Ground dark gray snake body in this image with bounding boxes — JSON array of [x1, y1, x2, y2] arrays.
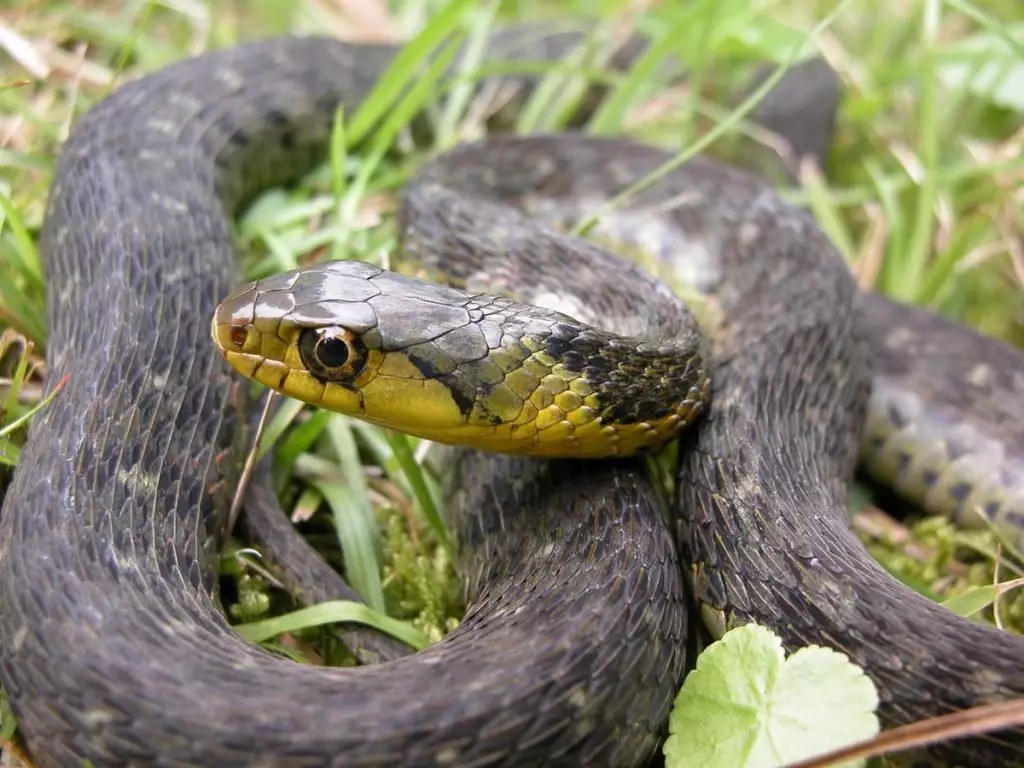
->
[[0, 27, 1022, 768]]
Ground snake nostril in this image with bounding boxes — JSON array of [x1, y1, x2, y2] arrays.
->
[[229, 326, 248, 351]]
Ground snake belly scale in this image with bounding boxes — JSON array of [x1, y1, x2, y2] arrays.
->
[[0, 26, 1023, 768]]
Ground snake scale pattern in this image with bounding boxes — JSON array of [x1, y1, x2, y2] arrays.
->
[[0, 23, 1022, 768]]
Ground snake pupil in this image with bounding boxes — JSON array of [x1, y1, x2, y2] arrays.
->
[[298, 326, 368, 382], [317, 335, 349, 368]]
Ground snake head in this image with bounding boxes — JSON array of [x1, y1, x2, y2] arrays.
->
[[212, 259, 708, 459]]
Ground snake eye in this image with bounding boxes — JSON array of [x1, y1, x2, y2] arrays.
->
[[316, 335, 349, 367], [298, 326, 367, 382]]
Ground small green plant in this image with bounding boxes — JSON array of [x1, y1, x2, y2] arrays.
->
[[665, 624, 881, 768]]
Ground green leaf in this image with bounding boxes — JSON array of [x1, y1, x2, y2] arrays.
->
[[942, 576, 1024, 618], [664, 624, 880, 768]]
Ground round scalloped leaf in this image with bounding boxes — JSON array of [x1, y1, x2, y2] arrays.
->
[[664, 623, 880, 768]]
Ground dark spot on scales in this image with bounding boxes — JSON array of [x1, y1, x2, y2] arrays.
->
[[262, 109, 290, 128], [472, 397, 507, 427], [409, 351, 446, 379], [265, 109, 290, 127], [886, 402, 908, 429], [210, 108, 250, 150], [544, 323, 584, 369], [225, 130, 249, 151], [538, 325, 690, 426], [437, 371, 476, 416], [896, 451, 912, 476], [546, 336, 573, 358], [948, 482, 972, 504]]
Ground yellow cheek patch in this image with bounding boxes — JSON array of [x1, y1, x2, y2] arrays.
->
[[363, 377, 468, 429], [259, 334, 291, 369], [280, 367, 328, 406], [376, 351, 424, 379]]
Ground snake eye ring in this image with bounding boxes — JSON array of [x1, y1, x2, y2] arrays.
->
[[298, 326, 368, 382]]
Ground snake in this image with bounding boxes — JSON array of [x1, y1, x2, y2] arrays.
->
[[1, 20, 1023, 768]]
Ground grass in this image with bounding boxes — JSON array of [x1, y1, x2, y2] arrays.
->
[[1, 0, 1023, 761]]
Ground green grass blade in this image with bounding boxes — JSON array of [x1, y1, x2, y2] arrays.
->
[[0, 186, 47, 342], [320, 416, 385, 612], [344, 0, 476, 147], [256, 396, 307, 461], [386, 432, 449, 551], [513, 30, 598, 133], [890, 0, 942, 302], [941, 0, 1024, 60], [1, 338, 32, 421], [433, 1, 499, 143], [330, 104, 348, 207], [0, 687, 16, 741], [339, 36, 463, 240], [236, 600, 430, 650], [571, 0, 862, 239], [782, 156, 1024, 211], [0, 190, 42, 285], [0, 373, 67, 467], [802, 168, 857, 262], [587, 11, 697, 135]]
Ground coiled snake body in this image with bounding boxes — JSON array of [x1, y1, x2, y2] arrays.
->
[[1, 27, 1023, 768]]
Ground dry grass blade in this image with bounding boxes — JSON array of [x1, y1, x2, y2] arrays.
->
[[226, 391, 277, 537], [786, 699, 1024, 768]]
